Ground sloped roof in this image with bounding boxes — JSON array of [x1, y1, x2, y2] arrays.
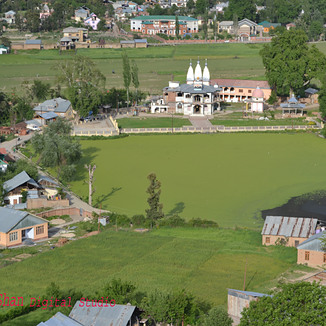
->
[[305, 88, 318, 95], [39, 112, 59, 120], [38, 175, 59, 186], [3, 171, 40, 193], [134, 39, 147, 43], [228, 289, 272, 298], [69, 302, 136, 326], [166, 83, 221, 94], [34, 98, 71, 113], [297, 231, 326, 252], [63, 27, 88, 33], [131, 15, 197, 22], [280, 97, 306, 109], [37, 312, 83, 326], [0, 207, 46, 233], [61, 37, 73, 42], [210, 79, 271, 89], [25, 40, 42, 45], [262, 216, 318, 238], [258, 21, 281, 28]]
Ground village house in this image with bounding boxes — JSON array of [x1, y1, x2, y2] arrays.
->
[[170, 0, 188, 8], [261, 216, 318, 247], [38, 303, 142, 326], [152, 60, 222, 115], [62, 27, 89, 43], [74, 7, 90, 22], [37, 176, 59, 198], [297, 231, 326, 267], [305, 88, 319, 104], [237, 18, 263, 41], [84, 13, 101, 30], [33, 98, 74, 119], [0, 207, 48, 248], [39, 4, 52, 20], [4, 10, 15, 24], [3, 171, 42, 205], [0, 44, 9, 54], [219, 21, 234, 34], [210, 78, 271, 102], [130, 15, 198, 36], [258, 21, 281, 33], [228, 289, 271, 325]]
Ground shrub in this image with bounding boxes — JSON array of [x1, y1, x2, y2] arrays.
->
[[188, 218, 219, 228], [308, 121, 316, 125], [158, 215, 186, 227], [131, 214, 146, 226], [110, 213, 131, 227]]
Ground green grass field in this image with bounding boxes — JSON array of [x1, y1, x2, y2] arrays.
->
[[210, 118, 309, 126], [0, 228, 297, 311], [0, 44, 267, 94], [69, 133, 326, 228], [117, 117, 191, 128]]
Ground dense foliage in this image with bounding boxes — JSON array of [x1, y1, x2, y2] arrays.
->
[[260, 29, 326, 96], [240, 282, 326, 325]]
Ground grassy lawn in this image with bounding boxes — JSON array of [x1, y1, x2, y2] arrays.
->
[[0, 228, 297, 312], [67, 133, 326, 228], [117, 117, 191, 128], [210, 118, 310, 126]]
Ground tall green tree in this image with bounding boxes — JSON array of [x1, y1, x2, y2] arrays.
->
[[202, 307, 233, 326], [224, 0, 256, 21], [31, 118, 82, 181], [240, 282, 326, 325], [31, 80, 50, 101], [145, 173, 164, 226], [122, 51, 131, 109], [175, 15, 180, 39], [260, 29, 326, 96], [265, 0, 301, 24], [131, 60, 139, 105], [57, 56, 105, 117], [195, 0, 208, 15], [203, 11, 208, 41]]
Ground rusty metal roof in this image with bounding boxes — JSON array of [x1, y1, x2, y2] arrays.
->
[[261, 216, 317, 238]]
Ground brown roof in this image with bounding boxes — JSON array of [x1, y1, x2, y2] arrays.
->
[[210, 79, 271, 89]]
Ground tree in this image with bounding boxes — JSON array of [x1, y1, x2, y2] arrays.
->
[[0, 92, 10, 125], [319, 75, 326, 119], [175, 15, 180, 39], [30, 80, 50, 101], [122, 51, 131, 109], [202, 307, 233, 326], [1, 36, 11, 51], [131, 60, 139, 105], [31, 118, 81, 181], [195, 0, 208, 15], [202, 11, 208, 41], [145, 173, 164, 226], [224, 0, 256, 21], [260, 29, 326, 96], [57, 56, 106, 117], [85, 164, 96, 206], [240, 282, 326, 325], [265, 0, 301, 24], [186, 0, 195, 11]]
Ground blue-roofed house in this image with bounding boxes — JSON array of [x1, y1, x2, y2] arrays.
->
[[38, 175, 59, 198], [297, 230, 326, 267], [74, 7, 90, 22], [24, 39, 42, 49], [37, 312, 83, 326], [33, 98, 74, 119], [34, 111, 59, 125], [0, 207, 48, 247], [227, 289, 272, 325], [3, 171, 41, 205]]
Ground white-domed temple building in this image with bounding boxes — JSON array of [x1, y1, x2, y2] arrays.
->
[[151, 60, 222, 116]]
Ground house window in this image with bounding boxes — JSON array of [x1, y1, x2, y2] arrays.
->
[[239, 89, 243, 93], [248, 90, 252, 93], [9, 231, 18, 242], [266, 237, 270, 244], [305, 251, 310, 261], [324, 253, 326, 263], [295, 240, 299, 247], [36, 225, 44, 235]]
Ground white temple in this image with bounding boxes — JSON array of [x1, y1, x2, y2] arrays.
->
[[151, 60, 222, 116]]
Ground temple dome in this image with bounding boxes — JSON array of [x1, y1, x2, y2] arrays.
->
[[203, 59, 210, 82], [194, 60, 202, 81], [252, 87, 264, 98], [186, 61, 194, 82]]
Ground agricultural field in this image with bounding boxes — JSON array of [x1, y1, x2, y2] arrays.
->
[[69, 133, 326, 228], [0, 43, 267, 94], [0, 228, 299, 319], [117, 117, 191, 128]]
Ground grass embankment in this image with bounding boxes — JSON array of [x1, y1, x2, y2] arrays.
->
[[66, 133, 326, 228], [0, 228, 297, 312], [117, 117, 191, 128], [210, 117, 310, 126]]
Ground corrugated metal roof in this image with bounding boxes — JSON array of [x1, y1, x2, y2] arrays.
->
[[39, 112, 59, 120], [3, 171, 40, 193], [228, 289, 272, 298], [297, 231, 326, 252], [131, 15, 197, 21], [0, 207, 45, 233], [37, 312, 83, 326], [25, 40, 42, 45], [69, 302, 136, 326], [305, 88, 318, 95], [38, 175, 59, 185], [261, 216, 317, 238], [34, 98, 71, 114]]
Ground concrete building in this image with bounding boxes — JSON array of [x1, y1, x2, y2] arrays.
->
[[130, 15, 198, 36], [261, 216, 318, 247], [297, 231, 326, 267], [74, 7, 90, 22], [152, 60, 222, 116], [258, 21, 281, 33], [33, 98, 74, 119], [84, 13, 101, 30], [4, 10, 15, 24], [210, 79, 271, 103], [0, 207, 48, 248], [228, 289, 271, 325], [248, 87, 265, 112], [62, 27, 89, 43]]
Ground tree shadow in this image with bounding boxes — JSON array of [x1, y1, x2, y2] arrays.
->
[[74, 146, 100, 182], [94, 187, 122, 207], [167, 202, 185, 216]]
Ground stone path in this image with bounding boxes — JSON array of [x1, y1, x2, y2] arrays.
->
[[189, 116, 213, 128]]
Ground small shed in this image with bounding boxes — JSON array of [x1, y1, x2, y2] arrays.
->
[[261, 216, 318, 247], [305, 88, 319, 104], [228, 289, 272, 325], [25, 39, 42, 50], [297, 231, 326, 267]]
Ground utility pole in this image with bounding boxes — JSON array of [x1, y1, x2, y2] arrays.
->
[[243, 258, 247, 291]]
